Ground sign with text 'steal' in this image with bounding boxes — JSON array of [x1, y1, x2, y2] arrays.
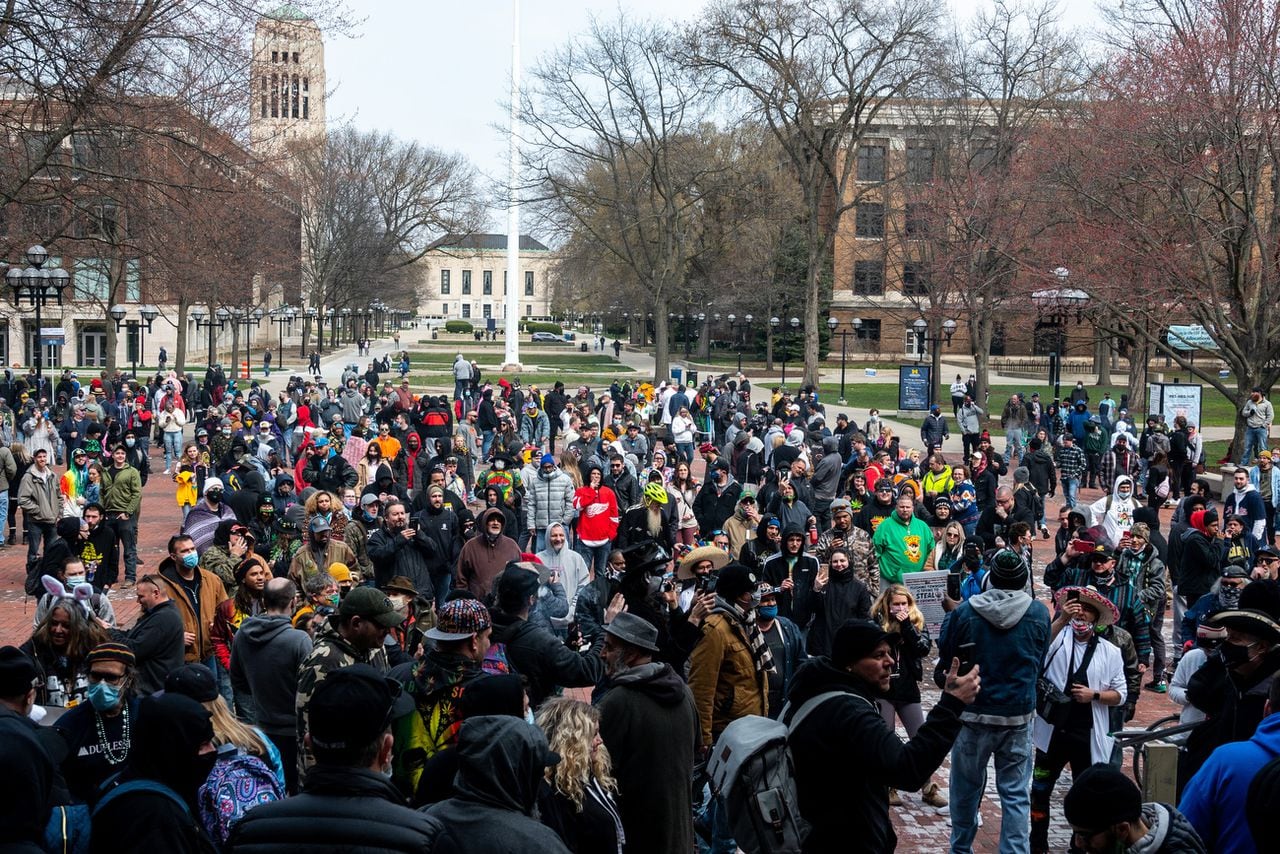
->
[[899, 365, 932, 411]]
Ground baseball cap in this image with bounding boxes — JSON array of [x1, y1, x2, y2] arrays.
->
[[425, 599, 492, 642], [338, 587, 403, 627], [308, 664, 413, 752], [0, 646, 38, 696], [163, 663, 219, 703], [309, 516, 332, 533], [328, 563, 353, 584], [359, 493, 380, 507]]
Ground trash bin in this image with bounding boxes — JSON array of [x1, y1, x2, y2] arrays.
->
[[687, 369, 698, 387], [431, 330, 438, 340], [671, 367, 683, 385], [580, 342, 588, 353]]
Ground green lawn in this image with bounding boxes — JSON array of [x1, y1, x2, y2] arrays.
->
[[827, 382, 1243, 429]]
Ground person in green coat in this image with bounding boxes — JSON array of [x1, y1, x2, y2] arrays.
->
[[872, 492, 936, 585], [101, 443, 143, 586]]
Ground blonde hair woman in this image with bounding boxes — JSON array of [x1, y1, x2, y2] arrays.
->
[[535, 697, 624, 853], [871, 584, 945, 808]]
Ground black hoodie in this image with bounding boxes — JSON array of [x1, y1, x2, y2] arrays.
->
[[361, 462, 409, 505], [784, 658, 964, 854], [597, 663, 699, 854], [423, 716, 571, 854], [761, 526, 819, 622]]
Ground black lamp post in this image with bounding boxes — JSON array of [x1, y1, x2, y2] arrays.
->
[[770, 316, 801, 387], [230, 308, 263, 373], [270, 305, 295, 369], [1032, 267, 1088, 400], [728, 312, 754, 372], [825, 316, 862, 405], [108, 304, 159, 379], [302, 307, 318, 357], [911, 317, 958, 408], [190, 305, 229, 367], [6, 245, 70, 384]]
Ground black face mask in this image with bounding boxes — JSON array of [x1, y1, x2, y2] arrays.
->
[[1218, 640, 1256, 668], [206, 491, 223, 503]]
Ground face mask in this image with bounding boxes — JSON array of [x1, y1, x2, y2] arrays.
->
[[65, 575, 86, 587], [182, 552, 200, 570], [1220, 586, 1243, 608], [326, 593, 340, 607], [221, 429, 231, 436], [87, 680, 121, 712], [363, 509, 378, 522], [125, 438, 135, 448], [646, 574, 664, 596], [524, 708, 536, 727], [758, 605, 778, 620], [1219, 640, 1256, 668], [207, 490, 223, 503], [1069, 618, 1093, 635], [343, 499, 357, 510]]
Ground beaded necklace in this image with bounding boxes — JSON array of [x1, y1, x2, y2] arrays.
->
[[94, 702, 131, 765]]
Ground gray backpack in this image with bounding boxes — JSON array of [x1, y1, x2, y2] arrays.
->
[[706, 691, 845, 854]]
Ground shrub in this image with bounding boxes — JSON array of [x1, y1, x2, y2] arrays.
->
[[444, 320, 473, 334], [518, 321, 563, 334]]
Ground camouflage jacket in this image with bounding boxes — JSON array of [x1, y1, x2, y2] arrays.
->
[[814, 525, 880, 596], [296, 618, 389, 775]]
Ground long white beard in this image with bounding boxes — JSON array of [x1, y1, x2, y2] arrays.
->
[[646, 507, 663, 537]]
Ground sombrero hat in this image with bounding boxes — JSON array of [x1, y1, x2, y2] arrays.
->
[[1210, 609, 1280, 644], [677, 544, 731, 580], [1054, 586, 1120, 628]]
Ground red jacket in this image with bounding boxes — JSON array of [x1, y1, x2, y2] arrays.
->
[[573, 484, 619, 543]]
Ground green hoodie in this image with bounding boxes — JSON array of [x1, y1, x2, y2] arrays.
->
[[871, 510, 936, 585]]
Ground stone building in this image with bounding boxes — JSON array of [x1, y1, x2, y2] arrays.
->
[[414, 234, 556, 323]]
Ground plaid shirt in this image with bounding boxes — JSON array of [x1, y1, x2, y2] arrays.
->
[[1100, 448, 1140, 491], [1055, 444, 1086, 481]]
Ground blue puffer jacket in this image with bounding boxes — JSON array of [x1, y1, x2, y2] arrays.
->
[[937, 589, 1051, 725], [1180, 711, 1280, 854]]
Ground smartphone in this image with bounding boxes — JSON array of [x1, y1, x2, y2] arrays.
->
[[946, 572, 961, 601], [1066, 589, 1081, 603], [957, 642, 977, 676]]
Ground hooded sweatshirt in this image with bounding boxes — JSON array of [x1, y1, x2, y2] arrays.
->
[[871, 509, 936, 585], [424, 716, 572, 854], [1126, 803, 1207, 854], [456, 507, 521, 598], [1090, 475, 1136, 549], [535, 522, 590, 626], [1224, 480, 1268, 542], [1180, 710, 1280, 854], [229, 612, 313, 737]]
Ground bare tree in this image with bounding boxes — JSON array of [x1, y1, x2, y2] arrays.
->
[[294, 127, 483, 353], [687, 0, 937, 388], [521, 14, 728, 384]]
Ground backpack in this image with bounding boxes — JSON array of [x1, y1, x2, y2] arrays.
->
[[705, 691, 845, 854], [197, 747, 283, 845], [93, 777, 191, 818]]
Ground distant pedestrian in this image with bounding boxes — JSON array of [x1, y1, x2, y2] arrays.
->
[[263, 349, 272, 377]]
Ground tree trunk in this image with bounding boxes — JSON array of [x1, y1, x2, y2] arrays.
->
[[652, 307, 670, 385], [1094, 334, 1111, 386], [299, 317, 311, 359], [231, 324, 240, 381], [766, 325, 775, 372], [803, 241, 823, 388], [969, 312, 993, 412], [174, 299, 188, 376], [1125, 337, 1149, 415], [930, 323, 943, 410]]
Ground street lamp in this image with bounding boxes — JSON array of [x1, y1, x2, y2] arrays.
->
[[108, 304, 159, 379], [826, 316, 862, 405], [7, 245, 70, 385], [1032, 268, 1089, 400], [190, 305, 229, 368], [270, 305, 295, 370], [728, 313, 754, 372], [770, 316, 801, 386], [911, 317, 958, 408]]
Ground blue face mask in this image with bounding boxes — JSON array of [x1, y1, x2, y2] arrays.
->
[[758, 605, 778, 620], [182, 552, 200, 570], [88, 680, 121, 712]]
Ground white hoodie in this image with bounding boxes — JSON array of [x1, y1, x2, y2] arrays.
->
[[1089, 475, 1135, 549]]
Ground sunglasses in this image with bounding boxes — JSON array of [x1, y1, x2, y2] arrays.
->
[[88, 670, 127, 686]]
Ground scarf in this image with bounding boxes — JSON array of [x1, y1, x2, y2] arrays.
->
[[713, 596, 774, 676]]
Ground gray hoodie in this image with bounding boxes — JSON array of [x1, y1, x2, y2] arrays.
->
[[229, 613, 313, 736]]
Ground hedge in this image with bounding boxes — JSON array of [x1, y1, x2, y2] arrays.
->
[[518, 321, 563, 334], [444, 320, 474, 333]]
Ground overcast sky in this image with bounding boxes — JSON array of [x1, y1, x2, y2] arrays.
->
[[323, 0, 1104, 230]]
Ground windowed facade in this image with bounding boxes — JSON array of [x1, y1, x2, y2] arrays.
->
[[857, 143, 886, 182], [462, 270, 472, 294], [482, 271, 492, 295], [524, 271, 534, 296], [901, 263, 928, 296], [904, 203, 927, 238], [440, 269, 450, 294], [906, 141, 935, 183], [855, 203, 884, 238], [461, 303, 471, 318], [853, 260, 885, 296]]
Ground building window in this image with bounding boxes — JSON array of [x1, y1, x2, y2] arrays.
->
[[855, 203, 884, 238], [853, 260, 885, 296], [904, 203, 927, 238], [502, 270, 507, 295], [482, 303, 492, 319], [302, 78, 309, 119], [261, 77, 268, 118], [271, 50, 278, 63], [483, 271, 492, 295], [462, 270, 472, 294], [906, 141, 935, 183], [901, 263, 928, 296], [855, 318, 881, 346], [442, 302, 449, 315], [440, 270, 450, 294], [524, 271, 534, 296], [857, 143, 886, 182], [972, 143, 998, 174], [525, 304, 533, 316], [270, 73, 278, 117], [291, 75, 300, 118], [461, 303, 471, 318], [292, 51, 299, 63]]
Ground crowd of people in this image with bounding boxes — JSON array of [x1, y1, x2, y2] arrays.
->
[[1, 354, 1279, 853]]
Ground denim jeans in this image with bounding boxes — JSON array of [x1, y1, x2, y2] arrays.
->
[[1004, 428, 1025, 466], [26, 519, 57, 569], [949, 721, 1033, 854], [431, 572, 452, 610], [0, 492, 7, 545], [481, 429, 495, 459], [697, 786, 736, 854], [1061, 477, 1079, 509], [1242, 426, 1269, 466], [576, 541, 612, 579], [163, 431, 183, 470], [108, 514, 138, 583]]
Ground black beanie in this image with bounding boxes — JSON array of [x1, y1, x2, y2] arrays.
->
[[716, 563, 759, 602], [1062, 763, 1142, 829], [988, 549, 1029, 590], [831, 619, 894, 669]]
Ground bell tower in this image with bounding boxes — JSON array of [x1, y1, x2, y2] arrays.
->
[[250, 6, 325, 162]]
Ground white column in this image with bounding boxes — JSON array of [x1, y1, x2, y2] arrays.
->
[[503, 0, 522, 369]]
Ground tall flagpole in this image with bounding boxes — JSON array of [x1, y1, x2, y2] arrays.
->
[[503, 0, 522, 370]]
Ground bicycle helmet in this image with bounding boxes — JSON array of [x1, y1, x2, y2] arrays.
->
[[643, 482, 669, 505]]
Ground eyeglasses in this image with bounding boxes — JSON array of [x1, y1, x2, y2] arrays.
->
[[88, 670, 127, 685]]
